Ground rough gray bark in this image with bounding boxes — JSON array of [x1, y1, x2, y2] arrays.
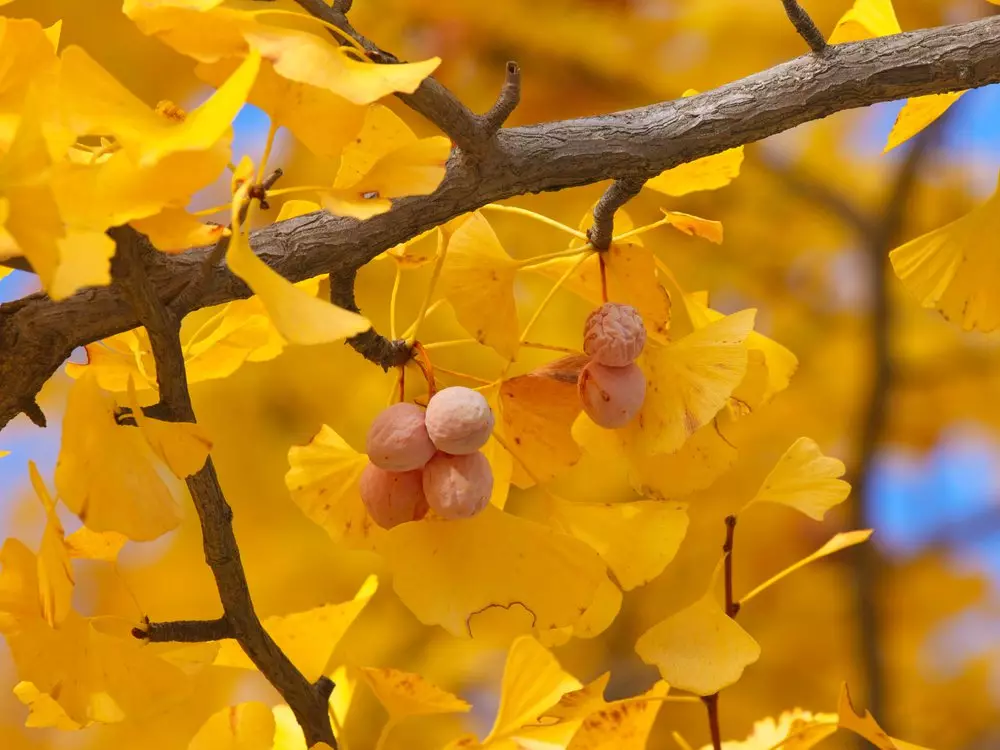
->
[[2, 15, 1000, 430]]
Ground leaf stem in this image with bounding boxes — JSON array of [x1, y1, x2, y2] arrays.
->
[[407, 229, 448, 344], [389, 264, 402, 340], [481, 203, 589, 240], [517, 246, 593, 269]]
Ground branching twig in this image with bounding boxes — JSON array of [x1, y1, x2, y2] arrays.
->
[[702, 515, 739, 750], [2, 16, 1000, 431], [134, 616, 233, 643], [114, 226, 337, 748], [588, 178, 645, 251], [780, 0, 828, 53]]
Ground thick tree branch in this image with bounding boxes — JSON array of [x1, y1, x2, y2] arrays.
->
[[780, 0, 827, 53], [115, 228, 337, 748], [588, 178, 645, 250], [2, 16, 1000, 431]]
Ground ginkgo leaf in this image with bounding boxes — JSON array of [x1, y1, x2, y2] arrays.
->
[[646, 147, 744, 197], [698, 709, 838, 750], [742, 438, 850, 520], [545, 574, 624, 646], [63, 528, 128, 563], [276, 199, 321, 222], [29, 461, 73, 628], [547, 496, 688, 591], [628, 309, 755, 455], [889, 178, 1000, 331], [188, 702, 275, 750], [438, 211, 521, 358], [214, 575, 377, 682], [635, 590, 760, 696], [885, 92, 965, 153], [484, 635, 582, 743], [837, 683, 897, 750], [499, 355, 586, 488], [543, 673, 613, 720], [226, 178, 372, 346], [382, 506, 611, 643], [13, 681, 82, 730], [54, 373, 182, 542], [286, 424, 383, 551], [660, 210, 723, 244], [126, 378, 212, 478], [130, 207, 227, 252], [828, 0, 901, 44], [565, 681, 669, 750], [739, 530, 874, 606], [358, 666, 471, 720]]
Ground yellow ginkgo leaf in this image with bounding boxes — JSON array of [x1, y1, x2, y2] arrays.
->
[[885, 92, 965, 153], [837, 683, 897, 750], [226, 180, 372, 346], [547, 497, 688, 591], [697, 709, 838, 750], [29, 461, 73, 628], [286, 424, 383, 551], [635, 590, 760, 696], [214, 575, 377, 682], [660, 210, 723, 244], [742, 438, 851, 520], [188, 702, 275, 750], [276, 199, 321, 222], [14, 681, 82, 730], [628, 309, 755, 455], [382, 506, 610, 643], [828, 0, 901, 44], [126, 377, 212, 478], [54, 373, 182, 542], [320, 105, 450, 219], [499, 355, 586, 488], [646, 147, 744, 197], [130, 207, 227, 253], [543, 673, 613, 720], [64, 528, 128, 563], [889, 178, 1000, 332], [484, 635, 582, 743], [739, 530, 874, 606], [358, 667, 471, 720], [438, 211, 521, 358], [565, 681, 669, 750]]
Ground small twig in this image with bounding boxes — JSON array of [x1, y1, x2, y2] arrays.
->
[[723, 515, 739, 618], [328, 267, 412, 370], [134, 616, 233, 643], [702, 694, 722, 750], [780, 0, 827, 53], [478, 61, 522, 137], [588, 178, 645, 251], [331, 0, 352, 12], [16, 398, 45, 428]]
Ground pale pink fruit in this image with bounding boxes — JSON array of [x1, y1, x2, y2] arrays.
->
[[422, 451, 493, 520], [583, 302, 647, 366], [365, 402, 436, 471], [577, 361, 646, 429], [359, 464, 429, 530], [424, 386, 494, 455]]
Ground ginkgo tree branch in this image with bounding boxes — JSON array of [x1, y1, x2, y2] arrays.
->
[[780, 0, 828, 53], [2, 15, 1000, 431], [114, 227, 339, 749], [588, 178, 646, 250]]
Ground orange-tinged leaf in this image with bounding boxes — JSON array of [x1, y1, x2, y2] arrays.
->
[[739, 531, 874, 606], [484, 636, 582, 743], [635, 590, 760, 696], [130, 208, 227, 253], [547, 497, 688, 591], [566, 680, 669, 750], [837, 683, 897, 750], [889, 177, 1000, 331], [382, 506, 610, 643], [54, 374, 181, 542], [660, 210, 723, 244], [438, 211, 521, 358], [358, 666, 471, 719], [885, 92, 964, 153], [188, 702, 275, 750], [226, 181, 371, 346], [286, 424, 383, 551], [646, 147, 743, 197], [743, 438, 850, 520], [126, 377, 212, 478], [214, 576, 377, 682], [499, 355, 586, 488], [828, 0, 901, 44]]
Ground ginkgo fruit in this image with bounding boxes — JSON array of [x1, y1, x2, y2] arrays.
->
[[424, 386, 495, 455], [583, 302, 647, 366], [577, 361, 646, 429], [365, 402, 436, 472], [359, 464, 429, 530], [422, 451, 493, 520]]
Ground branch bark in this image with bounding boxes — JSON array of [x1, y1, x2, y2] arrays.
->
[[114, 227, 337, 748], [2, 16, 1000, 431]]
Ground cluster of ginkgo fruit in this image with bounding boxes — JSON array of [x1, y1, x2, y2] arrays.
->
[[360, 386, 495, 528], [577, 302, 648, 428]]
